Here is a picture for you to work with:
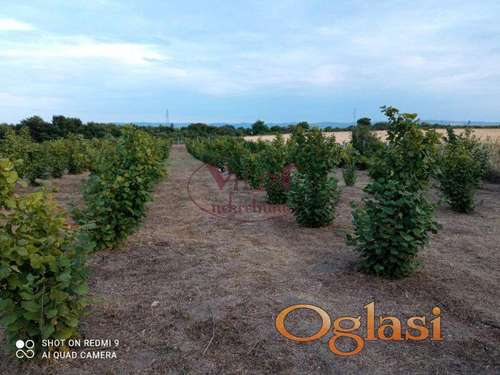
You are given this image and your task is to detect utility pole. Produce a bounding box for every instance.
[352,108,357,126]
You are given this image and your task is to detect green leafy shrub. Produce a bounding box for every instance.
[241,152,265,189]
[483,138,500,183]
[225,139,249,179]
[187,137,267,188]
[342,144,358,186]
[445,128,490,178]
[287,128,341,227]
[24,143,50,185]
[0,159,19,206]
[348,106,440,278]
[288,173,340,227]
[350,179,438,278]
[260,134,290,204]
[437,130,484,213]
[66,135,92,174]
[76,127,167,250]
[0,160,93,352]
[0,127,34,179]
[44,139,69,178]
[87,138,117,174]
[351,117,384,169]
[0,129,96,184]
[186,137,227,170]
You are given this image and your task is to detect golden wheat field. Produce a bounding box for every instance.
[244,128,500,144]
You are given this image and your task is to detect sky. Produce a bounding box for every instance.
[0,0,500,124]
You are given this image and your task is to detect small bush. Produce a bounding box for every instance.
[483,138,500,183]
[350,179,438,278]
[0,127,34,180]
[437,131,483,213]
[24,143,50,185]
[342,144,358,186]
[444,128,490,178]
[0,159,93,352]
[225,139,249,179]
[241,152,265,189]
[44,139,69,178]
[287,128,341,227]
[0,159,18,207]
[288,173,340,227]
[351,118,384,169]
[260,134,290,204]
[67,135,92,174]
[348,106,440,278]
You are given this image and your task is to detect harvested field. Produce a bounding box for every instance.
[1,145,499,374]
[245,128,500,144]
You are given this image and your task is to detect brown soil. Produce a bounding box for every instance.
[1,145,500,374]
[16,172,88,210]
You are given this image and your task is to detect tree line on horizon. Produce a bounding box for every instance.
[1,115,500,143]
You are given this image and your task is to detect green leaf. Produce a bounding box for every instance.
[73,284,89,295]
[21,300,40,313]
[30,254,44,269]
[1,314,17,326]
[41,324,55,339]
[45,308,58,319]
[16,247,28,256]
[0,264,10,279]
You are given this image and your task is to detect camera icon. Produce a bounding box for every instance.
[15,339,35,359]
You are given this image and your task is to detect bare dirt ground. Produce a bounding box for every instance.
[16,172,88,211]
[1,145,500,374]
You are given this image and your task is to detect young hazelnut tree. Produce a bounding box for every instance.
[348,106,440,278]
[437,128,488,213]
[288,128,341,227]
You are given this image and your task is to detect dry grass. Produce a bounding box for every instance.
[245,128,500,144]
[2,145,499,374]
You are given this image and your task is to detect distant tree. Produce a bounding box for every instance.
[296,121,310,130]
[351,117,384,169]
[237,126,252,136]
[352,117,377,155]
[0,124,11,140]
[270,125,284,133]
[356,117,371,127]
[251,120,269,135]
[19,116,51,142]
[216,125,237,136]
[52,115,83,137]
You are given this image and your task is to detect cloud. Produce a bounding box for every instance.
[0,19,34,31]
[0,91,62,114]
[1,0,500,122]
[1,36,168,65]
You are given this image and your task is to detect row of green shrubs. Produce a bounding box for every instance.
[0,127,98,184]
[186,131,349,226]
[0,127,170,357]
[187,109,495,279]
[75,127,171,250]
[0,159,94,353]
